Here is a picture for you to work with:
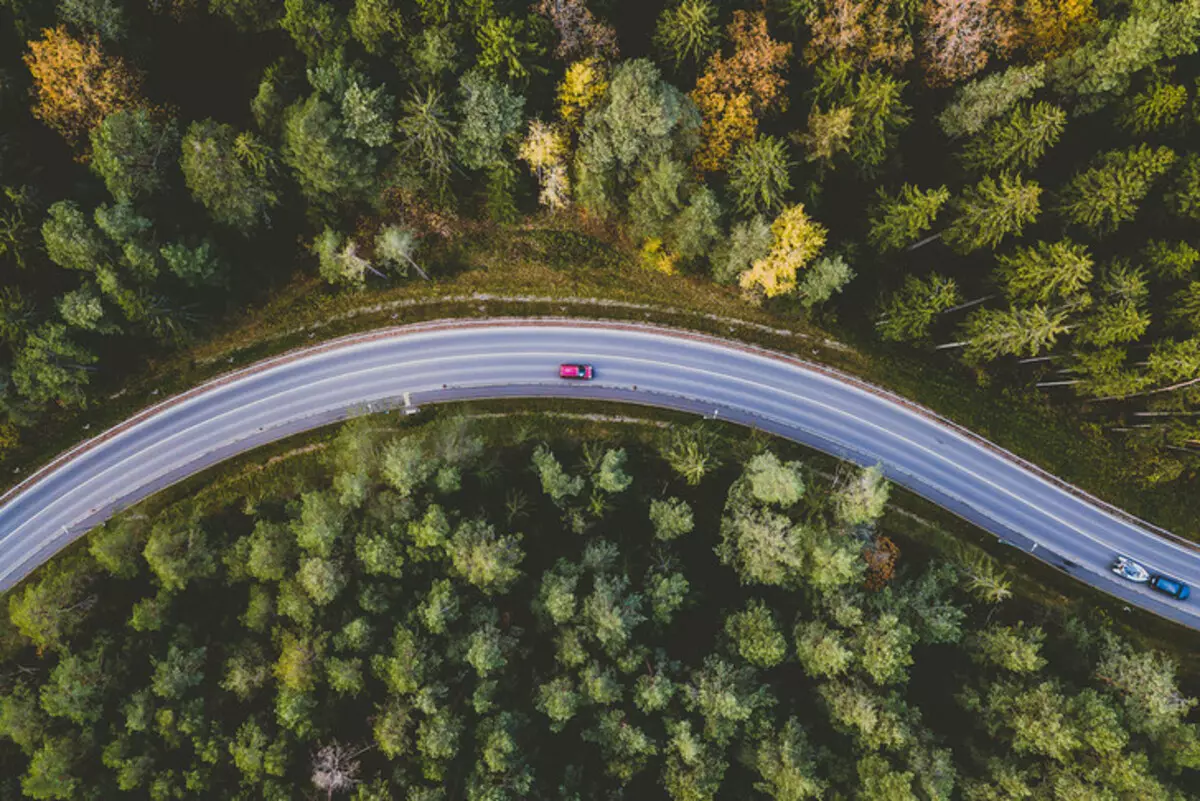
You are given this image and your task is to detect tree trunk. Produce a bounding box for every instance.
[941,294,995,314]
[1134,411,1200,417]
[1093,374,1200,402]
[906,231,944,251]
[402,253,431,281]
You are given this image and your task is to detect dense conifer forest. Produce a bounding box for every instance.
[2,414,1198,799]
[2,0,1200,497]
[5,2,1200,794]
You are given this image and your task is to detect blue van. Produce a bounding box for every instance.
[1149,574,1191,601]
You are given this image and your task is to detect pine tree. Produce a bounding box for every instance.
[455,71,525,172]
[1057,144,1176,234]
[1119,80,1188,134]
[281,0,349,61]
[476,15,542,81]
[944,173,1041,254]
[90,109,180,202]
[797,104,853,166]
[961,305,1070,362]
[1146,337,1200,386]
[1069,348,1150,398]
[995,240,1093,304]
[938,62,1045,138]
[728,135,793,215]
[876,274,961,342]
[396,87,455,205]
[798,255,855,308]
[181,122,278,232]
[349,0,405,55]
[282,94,377,207]
[846,70,911,177]
[1075,300,1149,347]
[1049,0,1200,111]
[1142,239,1199,280]
[960,102,1065,172]
[867,184,950,252]
[654,0,720,68]
[1165,153,1200,221]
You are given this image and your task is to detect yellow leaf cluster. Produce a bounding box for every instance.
[518,120,568,170]
[519,120,572,209]
[640,237,679,275]
[1021,0,1096,59]
[557,56,608,131]
[691,88,755,174]
[23,26,143,151]
[739,205,828,298]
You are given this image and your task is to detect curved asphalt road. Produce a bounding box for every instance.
[1,320,1198,629]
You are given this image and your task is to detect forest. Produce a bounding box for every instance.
[1,412,1198,799]
[1,0,1200,495]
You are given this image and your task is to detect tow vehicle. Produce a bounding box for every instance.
[1112,556,1190,600]
[1149,574,1191,600]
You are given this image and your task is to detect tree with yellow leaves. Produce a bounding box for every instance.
[24,26,143,152]
[739,205,828,299]
[691,11,791,174]
[557,56,608,132]
[640,237,680,275]
[519,120,571,209]
[1021,0,1096,59]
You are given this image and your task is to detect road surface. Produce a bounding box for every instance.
[1,320,1197,628]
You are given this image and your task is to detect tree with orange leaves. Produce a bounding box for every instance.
[24,27,143,153]
[863,536,900,590]
[691,10,791,174]
[921,0,1017,86]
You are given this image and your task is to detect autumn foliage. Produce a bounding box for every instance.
[1020,0,1096,59]
[863,535,900,590]
[921,0,1018,86]
[24,26,143,152]
[805,0,914,71]
[535,0,619,61]
[691,11,791,173]
[557,56,609,131]
[739,204,828,298]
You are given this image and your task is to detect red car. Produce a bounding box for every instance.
[559,363,594,380]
